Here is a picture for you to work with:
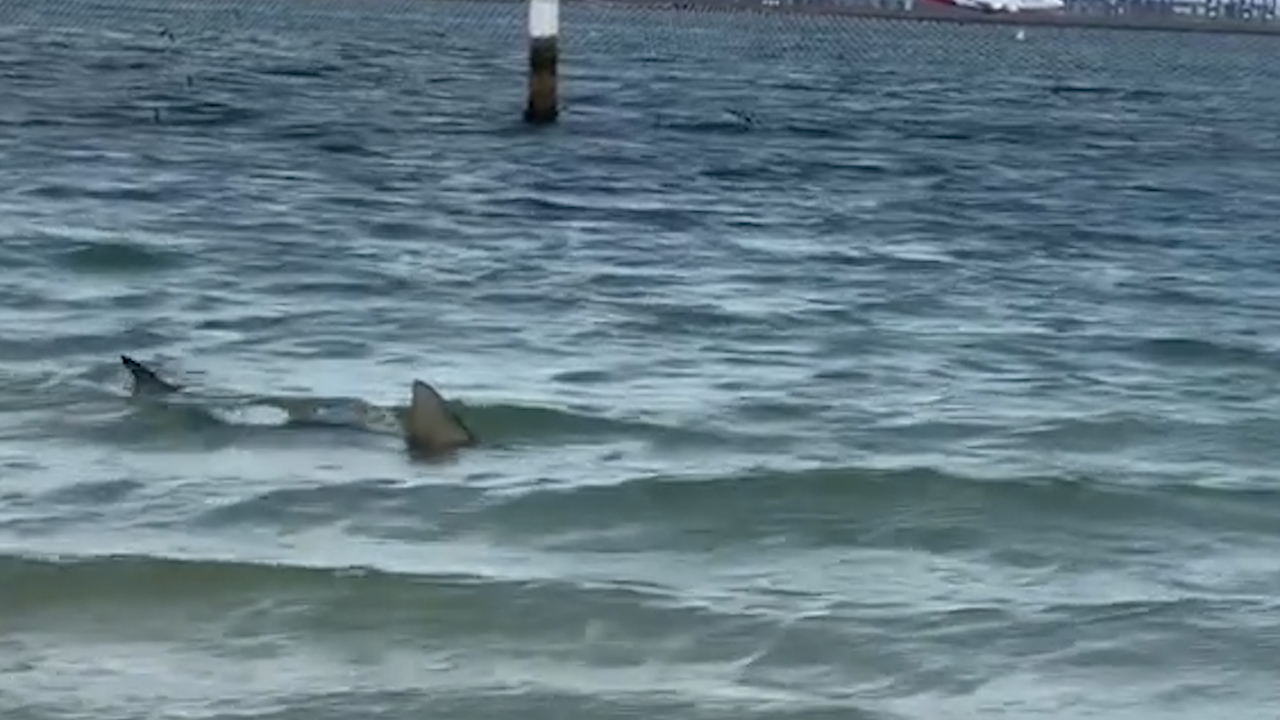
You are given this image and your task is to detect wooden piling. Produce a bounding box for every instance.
[524,0,559,125]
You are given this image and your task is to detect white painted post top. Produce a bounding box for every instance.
[529,0,560,38]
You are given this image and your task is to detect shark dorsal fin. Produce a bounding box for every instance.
[403,379,475,454]
[121,355,181,396]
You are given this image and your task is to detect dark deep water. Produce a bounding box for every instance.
[2,1,1280,718]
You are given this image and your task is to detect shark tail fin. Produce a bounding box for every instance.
[403,379,476,454]
[120,355,181,395]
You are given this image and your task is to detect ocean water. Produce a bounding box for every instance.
[3,0,1280,717]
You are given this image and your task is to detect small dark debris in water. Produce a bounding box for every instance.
[153,108,161,123]
[158,26,175,43]
[725,109,755,127]
[186,75,194,87]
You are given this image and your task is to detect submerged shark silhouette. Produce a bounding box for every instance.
[119,354,477,456]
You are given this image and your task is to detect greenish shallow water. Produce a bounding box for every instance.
[2,1,1280,718]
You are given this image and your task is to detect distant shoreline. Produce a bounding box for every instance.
[582,0,1280,37]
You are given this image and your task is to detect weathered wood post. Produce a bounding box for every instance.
[524,0,559,124]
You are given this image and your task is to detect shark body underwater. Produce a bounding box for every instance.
[119,355,477,456]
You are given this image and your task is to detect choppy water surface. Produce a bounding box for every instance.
[2,1,1280,718]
